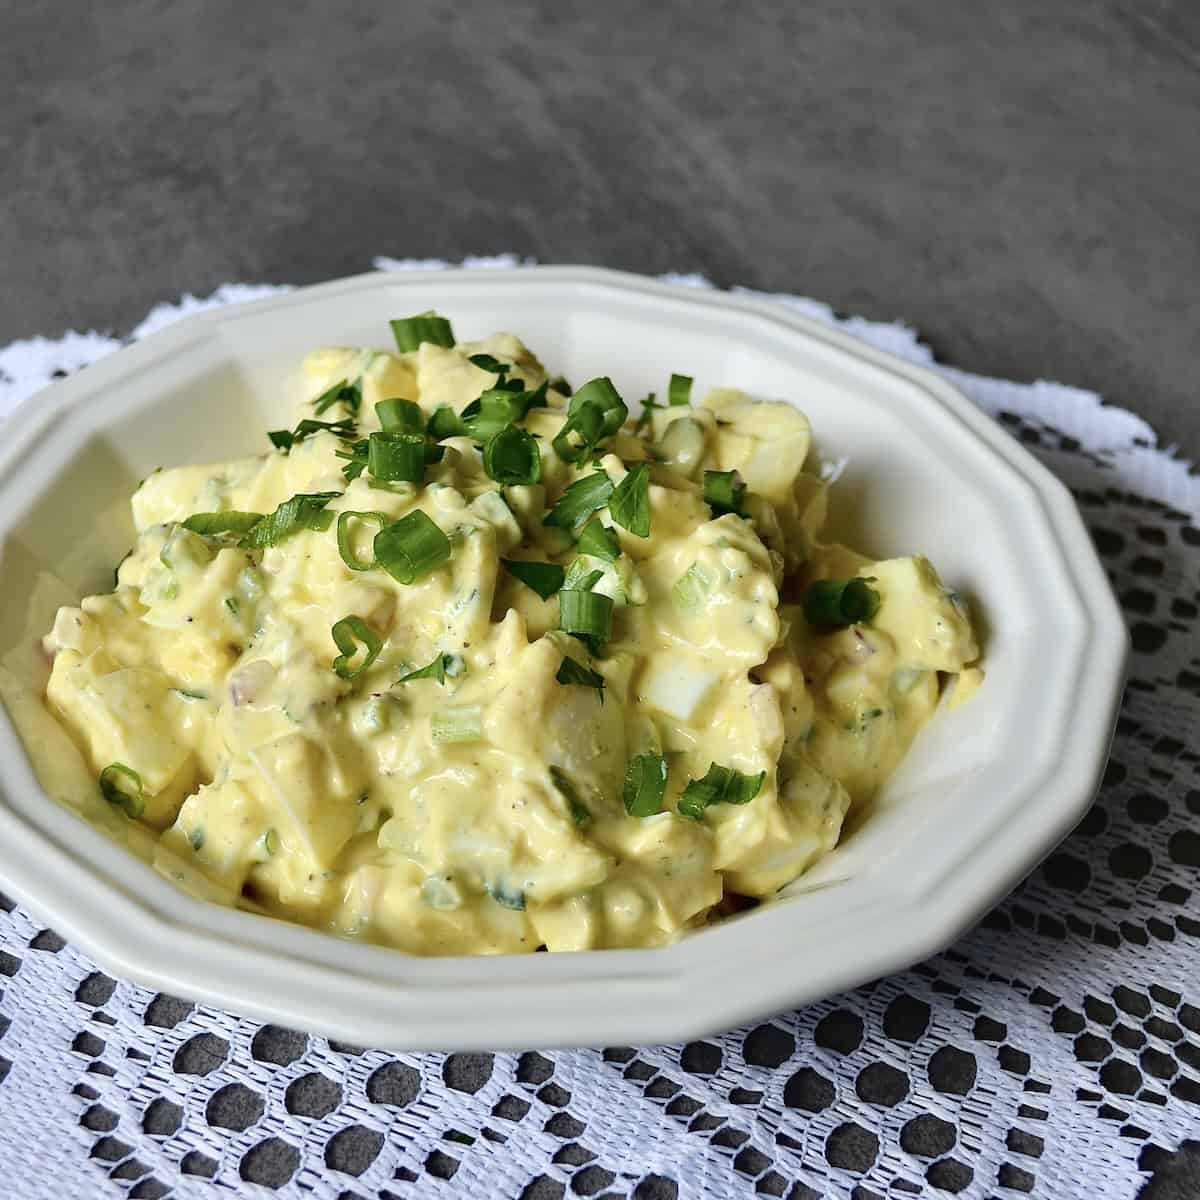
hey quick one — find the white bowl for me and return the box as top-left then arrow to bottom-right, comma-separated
0,267 -> 1126,1050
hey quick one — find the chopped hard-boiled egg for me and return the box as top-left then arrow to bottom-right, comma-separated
21,315 -> 981,956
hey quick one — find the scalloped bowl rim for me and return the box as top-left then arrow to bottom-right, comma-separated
0,267 -> 1126,1049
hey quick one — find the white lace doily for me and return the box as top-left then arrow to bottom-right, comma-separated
1,258 -> 1197,1200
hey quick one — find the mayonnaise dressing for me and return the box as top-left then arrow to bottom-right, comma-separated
29,326 -> 980,954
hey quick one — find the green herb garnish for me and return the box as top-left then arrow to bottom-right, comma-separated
390,312 -> 455,353
668,373 -> 693,407
609,463 -> 651,538
462,381 -> 548,443
330,615 -> 383,680
552,377 -> 627,462
672,561 -> 715,613
634,392 -> 662,435
624,753 -> 668,817
336,510 -> 388,572
373,510 -> 452,584
182,511 -> 266,537
555,656 -> 605,700
99,763 -> 145,819
368,431 -> 427,483
396,654 -> 455,685
482,425 -> 541,486
543,470 -> 614,536
576,518 -> 621,562
678,763 -> 765,820
268,416 -> 357,453
467,353 -> 510,374
312,378 -> 363,417
239,492 -> 341,548
375,398 -> 424,433
703,469 -> 746,516
802,578 -> 881,626
550,765 -> 591,828
428,406 -> 466,440
559,588 -> 614,653
502,559 -> 565,599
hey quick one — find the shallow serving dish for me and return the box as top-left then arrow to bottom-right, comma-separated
0,266 -> 1126,1050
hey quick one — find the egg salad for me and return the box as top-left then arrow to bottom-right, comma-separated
32,314 -> 980,955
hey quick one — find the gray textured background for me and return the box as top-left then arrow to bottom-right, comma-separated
3,2 -> 1199,1195
2,0 -> 1198,461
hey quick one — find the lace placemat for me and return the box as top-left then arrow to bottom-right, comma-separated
1,258 -> 1196,1200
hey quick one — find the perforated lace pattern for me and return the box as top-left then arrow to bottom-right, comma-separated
0,260 -> 1196,1200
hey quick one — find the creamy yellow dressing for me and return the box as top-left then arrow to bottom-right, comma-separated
26,327 -> 980,955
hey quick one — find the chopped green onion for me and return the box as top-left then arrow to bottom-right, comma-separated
239,492 -> 341,549
502,559 -> 565,599
482,426 -> 541,486
463,381 -> 548,443
396,653 -> 453,685
678,763 -> 765,821
188,827 -> 206,851
390,312 -> 455,353
182,511 -> 265,537
312,377 -> 363,417
428,406 -> 466,440
669,373 -> 693,406
550,766 -> 591,827
336,510 -> 388,572
634,392 -> 662,435
555,656 -> 605,700
367,431 -> 426,483
331,615 -> 383,680
374,510 -> 452,584
376,398 -> 424,433
659,416 -> 707,472
623,753 -> 668,817
467,353 -> 510,374
269,416 -> 357,452
703,469 -> 746,516
559,588 -> 613,652
99,762 -> 145,819
571,568 -> 604,592
576,518 -> 620,562
543,470 -> 614,535
562,557 -> 610,593
431,705 -> 483,743
609,463 -> 651,538
553,376 -> 627,461
802,578 -> 881,626
258,827 -> 280,857
672,561 -> 715,613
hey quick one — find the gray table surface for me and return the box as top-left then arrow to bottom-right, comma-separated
3,3 -> 1199,1197
3,0 -> 1199,464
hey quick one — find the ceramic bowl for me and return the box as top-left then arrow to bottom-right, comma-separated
0,267 -> 1126,1049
